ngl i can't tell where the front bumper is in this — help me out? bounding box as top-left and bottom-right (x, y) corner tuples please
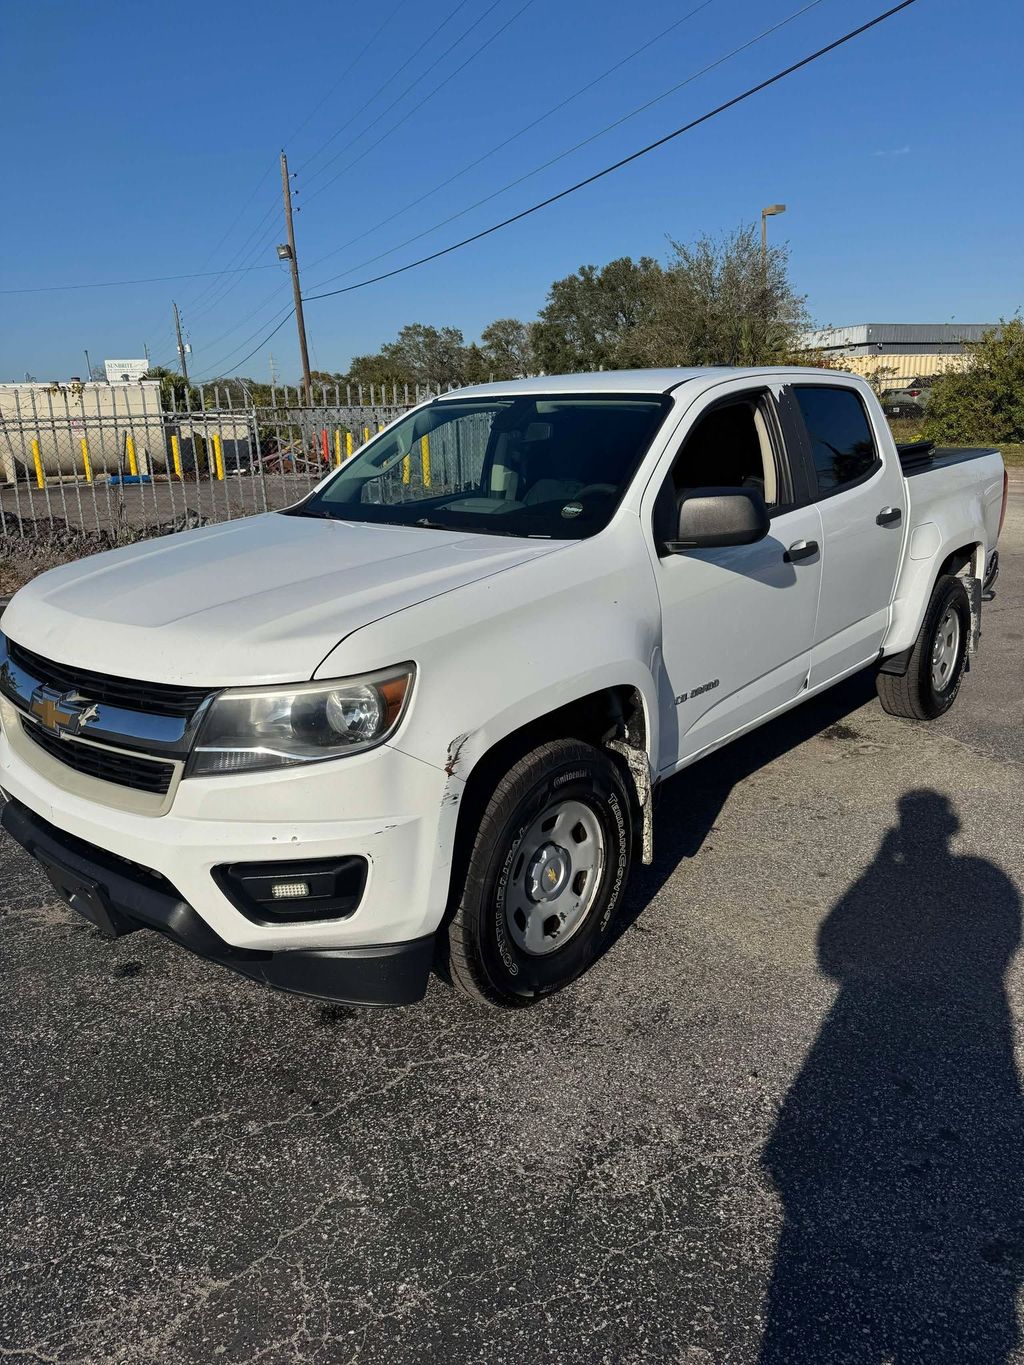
(1, 797), (435, 1006)
(0, 709), (462, 953)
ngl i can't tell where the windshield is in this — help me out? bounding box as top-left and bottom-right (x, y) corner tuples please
(288, 393), (671, 539)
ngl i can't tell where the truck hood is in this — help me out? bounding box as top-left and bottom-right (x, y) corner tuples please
(4, 512), (566, 686)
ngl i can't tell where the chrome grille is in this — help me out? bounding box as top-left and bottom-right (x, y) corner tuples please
(7, 639), (211, 719)
(20, 718), (175, 795)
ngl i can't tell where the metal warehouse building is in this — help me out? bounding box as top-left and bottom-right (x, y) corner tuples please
(800, 323), (998, 382)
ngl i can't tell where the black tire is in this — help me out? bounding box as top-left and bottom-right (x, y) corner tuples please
(876, 574), (971, 720)
(445, 739), (633, 1008)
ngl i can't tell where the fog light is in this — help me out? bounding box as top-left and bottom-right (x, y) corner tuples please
(272, 880), (310, 899)
(213, 856), (368, 924)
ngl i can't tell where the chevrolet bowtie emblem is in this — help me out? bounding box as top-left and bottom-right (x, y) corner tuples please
(29, 686), (99, 738)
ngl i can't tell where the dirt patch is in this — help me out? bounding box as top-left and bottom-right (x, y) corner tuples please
(822, 722), (861, 742)
(0, 513), (207, 596)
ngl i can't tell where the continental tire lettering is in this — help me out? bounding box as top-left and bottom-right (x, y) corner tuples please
(554, 769), (588, 788)
(494, 832), (523, 976)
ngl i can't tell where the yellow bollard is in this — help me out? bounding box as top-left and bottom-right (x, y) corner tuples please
(334, 429), (342, 467)
(31, 438), (45, 488)
(420, 434), (431, 488)
(363, 426), (370, 445)
(345, 431), (354, 459)
(80, 437), (93, 483)
(126, 433), (139, 477)
(212, 432), (225, 480)
(402, 451), (411, 484)
(171, 434), (182, 479)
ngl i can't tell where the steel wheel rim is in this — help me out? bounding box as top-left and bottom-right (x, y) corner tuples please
(931, 605), (961, 693)
(504, 798), (606, 957)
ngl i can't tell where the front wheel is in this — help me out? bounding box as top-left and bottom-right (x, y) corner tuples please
(876, 573), (971, 720)
(445, 739), (633, 1008)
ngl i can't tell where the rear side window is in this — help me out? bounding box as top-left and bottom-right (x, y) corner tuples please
(793, 385), (878, 495)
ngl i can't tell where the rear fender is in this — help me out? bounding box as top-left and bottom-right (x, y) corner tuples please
(883, 531), (986, 659)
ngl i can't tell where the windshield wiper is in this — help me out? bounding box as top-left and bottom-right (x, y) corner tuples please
(291, 506), (341, 520)
(413, 516), (469, 532)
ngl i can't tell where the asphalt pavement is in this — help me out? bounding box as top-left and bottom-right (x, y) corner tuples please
(1, 483), (1023, 1364)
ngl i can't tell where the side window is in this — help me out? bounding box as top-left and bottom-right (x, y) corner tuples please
(653, 391), (783, 547)
(669, 393), (781, 506)
(793, 385), (878, 495)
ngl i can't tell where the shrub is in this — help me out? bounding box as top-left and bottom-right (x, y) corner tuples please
(924, 319), (1024, 445)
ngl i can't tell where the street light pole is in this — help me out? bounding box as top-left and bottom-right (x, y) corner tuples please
(279, 150), (313, 407)
(760, 203), (787, 265)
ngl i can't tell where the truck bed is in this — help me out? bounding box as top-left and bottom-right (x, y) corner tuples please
(897, 441), (1001, 476)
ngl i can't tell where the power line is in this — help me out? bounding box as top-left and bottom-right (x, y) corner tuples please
(182, 222), (283, 325)
(180, 0), (532, 366)
(147, 7), (415, 326)
(304, 0), (918, 304)
(296, 0), (475, 177)
(301, 0), (538, 207)
(191, 0), (720, 364)
(304, 0), (721, 272)
(305, 0), (827, 290)
(0, 262), (280, 296)
(2, 9), (414, 300)
(194, 302), (297, 380)
(198, 307), (297, 381)
(283, 1), (412, 151)
(185, 280), (293, 360)
(157, 0), (641, 369)
(167, 0), (919, 382)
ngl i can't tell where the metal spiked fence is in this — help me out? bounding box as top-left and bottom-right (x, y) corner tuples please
(0, 380), (448, 540)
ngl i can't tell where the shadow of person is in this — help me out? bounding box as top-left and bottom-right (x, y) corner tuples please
(759, 791), (1024, 1364)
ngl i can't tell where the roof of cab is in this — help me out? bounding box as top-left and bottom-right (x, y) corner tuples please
(438, 366), (855, 400)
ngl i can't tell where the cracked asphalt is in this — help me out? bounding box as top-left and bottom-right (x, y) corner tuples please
(1, 482), (1022, 1364)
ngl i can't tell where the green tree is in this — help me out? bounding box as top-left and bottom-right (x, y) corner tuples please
(924, 319), (1024, 445)
(143, 365), (199, 410)
(649, 224), (809, 367)
(532, 256), (664, 372)
(379, 324), (482, 388)
(480, 318), (534, 378)
(345, 351), (410, 390)
(530, 227), (808, 374)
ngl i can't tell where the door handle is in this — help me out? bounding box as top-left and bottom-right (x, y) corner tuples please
(876, 506), (902, 526)
(784, 539), (819, 563)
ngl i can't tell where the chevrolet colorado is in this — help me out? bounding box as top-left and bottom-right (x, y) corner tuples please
(0, 368), (1007, 1009)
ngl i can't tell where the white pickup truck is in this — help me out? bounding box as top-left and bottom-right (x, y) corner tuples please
(0, 368), (1007, 1009)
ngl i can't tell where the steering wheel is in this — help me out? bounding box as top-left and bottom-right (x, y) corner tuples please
(574, 483), (617, 499)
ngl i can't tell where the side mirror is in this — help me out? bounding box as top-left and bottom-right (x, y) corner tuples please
(663, 485), (770, 553)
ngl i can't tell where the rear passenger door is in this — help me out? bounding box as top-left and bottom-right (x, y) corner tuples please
(788, 382), (906, 688)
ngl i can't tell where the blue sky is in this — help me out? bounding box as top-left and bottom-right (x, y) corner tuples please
(2, 0), (1021, 384)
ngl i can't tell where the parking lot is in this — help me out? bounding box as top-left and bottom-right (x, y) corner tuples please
(1, 480), (1022, 1365)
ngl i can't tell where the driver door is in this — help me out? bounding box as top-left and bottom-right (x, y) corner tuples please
(649, 382), (823, 774)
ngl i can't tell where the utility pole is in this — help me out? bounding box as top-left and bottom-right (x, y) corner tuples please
(268, 352), (278, 385)
(172, 300), (190, 384)
(279, 150), (312, 406)
(83, 349), (93, 381)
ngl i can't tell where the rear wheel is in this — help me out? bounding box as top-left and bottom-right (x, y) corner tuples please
(876, 574), (971, 720)
(445, 739), (633, 1008)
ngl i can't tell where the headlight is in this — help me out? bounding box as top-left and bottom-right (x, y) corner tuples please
(187, 663), (414, 777)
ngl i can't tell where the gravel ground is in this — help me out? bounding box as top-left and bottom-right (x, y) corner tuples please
(0, 483), (1022, 1364)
